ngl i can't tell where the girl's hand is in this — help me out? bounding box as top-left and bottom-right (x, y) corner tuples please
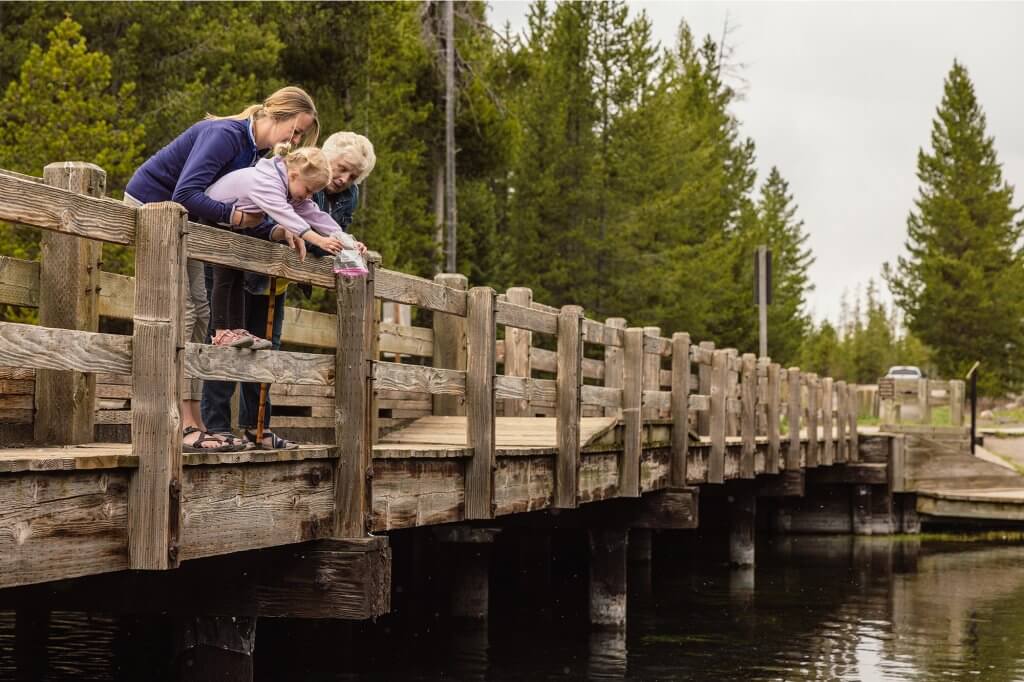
(355, 241), (367, 255)
(309, 232), (343, 254)
(271, 227), (307, 261)
(233, 209), (265, 229)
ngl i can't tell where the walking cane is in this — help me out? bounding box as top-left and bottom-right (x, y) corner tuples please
(255, 277), (277, 446)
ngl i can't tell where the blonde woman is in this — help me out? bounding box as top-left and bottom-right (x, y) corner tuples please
(125, 86), (319, 453)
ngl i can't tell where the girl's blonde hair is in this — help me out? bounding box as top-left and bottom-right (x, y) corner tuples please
(279, 146), (332, 194)
(206, 86), (320, 147)
(322, 132), (377, 185)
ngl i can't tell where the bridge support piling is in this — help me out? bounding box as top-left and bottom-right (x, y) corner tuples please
(729, 481), (757, 566)
(588, 528), (628, 629)
(172, 614), (256, 682)
(852, 484), (873, 535)
(628, 528), (653, 599)
(438, 527), (500, 621)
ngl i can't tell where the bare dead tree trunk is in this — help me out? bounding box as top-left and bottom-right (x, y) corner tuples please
(444, 0), (457, 273)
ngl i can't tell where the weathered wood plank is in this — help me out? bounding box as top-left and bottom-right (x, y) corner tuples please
(555, 305), (583, 508)
(688, 394), (710, 411)
(503, 287), (532, 417)
(0, 322), (131, 375)
(581, 384), (622, 408)
(708, 350), (728, 484)
(0, 169), (135, 245)
(642, 327), (663, 419)
(602, 319), (626, 419)
(181, 461), (336, 559)
(836, 380), (848, 463)
(184, 344), (334, 385)
(642, 334), (672, 357)
(374, 361), (466, 395)
(129, 201), (186, 570)
(0, 255), (39, 308)
(377, 268), (467, 315)
(848, 383), (859, 462)
(432, 273), (468, 416)
(494, 375), (557, 403)
(822, 377), (834, 465)
(334, 263), (374, 537)
(740, 353), (756, 479)
(671, 332), (691, 487)
(187, 220), (335, 288)
(495, 298), (558, 335)
(582, 318), (624, 347)
(806, 372), (819, 468)
(620, 328), (644, 497)
(35, 161), (106, 438)
(465, 287), (496, 519)
(765, 360), (778, 473)
(786, 367), (802, 470)
(697, 341), (715, 436)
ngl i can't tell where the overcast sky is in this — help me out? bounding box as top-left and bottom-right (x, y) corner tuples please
(487, 1), (1024, 324)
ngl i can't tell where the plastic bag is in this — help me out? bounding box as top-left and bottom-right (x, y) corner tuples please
(330, 231), (368, 278)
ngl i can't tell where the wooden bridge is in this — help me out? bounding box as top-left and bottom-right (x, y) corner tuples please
(1, 162), (1023, 642)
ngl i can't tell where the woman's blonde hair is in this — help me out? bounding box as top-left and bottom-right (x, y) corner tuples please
(279, 146), (332, 194)
(322, 132), (376, 185)
(207, 86), (320, 147)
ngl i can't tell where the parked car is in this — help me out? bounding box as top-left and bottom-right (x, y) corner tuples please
(885, 365), (923, 379)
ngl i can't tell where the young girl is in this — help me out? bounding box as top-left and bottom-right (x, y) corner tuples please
(203, 146), (367, 350)
(125, 86), (319, 453)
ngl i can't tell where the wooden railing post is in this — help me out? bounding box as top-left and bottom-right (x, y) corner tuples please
(918, 378), (931, 425)
(740, 353), (756, 479)
(848, 383), (859, 462)
(786, 367), (802, 470)
(708, 350), (728, 484)
(433, 273), (468, 416)
(504, 287), (533, 417)
(697, 341), (715, 437)
(670, 332), (691, 487)
(726, 349), (739, 436)
(465, 287), (496, 519)
(335, 259), (376, 537)
(822, 377), (835, 466)
(34, 162), (106, 445)
(603, 318), (627, 418)
(950, 379), (965, 426)
(835, 380), (848, 463)
(555, 304), (583, 508)
(642, 327), (661, 420)
(620, 328), (644, 497)
(766, 362), (781, 474)
(806, 373), (819, 468)
(129, 201), (186, 569)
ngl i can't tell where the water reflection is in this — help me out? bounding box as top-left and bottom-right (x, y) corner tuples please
(3, 536), (1024, 680)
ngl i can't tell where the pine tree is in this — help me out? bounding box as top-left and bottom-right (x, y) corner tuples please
(745, 167), (814, 364)
(884, 61), (1024, 395)
(0, 17), (144, 270)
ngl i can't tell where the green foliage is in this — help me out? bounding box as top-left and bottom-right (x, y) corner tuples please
(800, 280), (932, 383)
(0, 2), (824, 360)
(884, 61), (1024, 396)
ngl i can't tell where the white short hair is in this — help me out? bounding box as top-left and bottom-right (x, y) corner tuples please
(322, 132), (376, 185)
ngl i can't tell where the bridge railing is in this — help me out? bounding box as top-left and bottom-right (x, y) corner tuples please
(0, 160), (864, 562)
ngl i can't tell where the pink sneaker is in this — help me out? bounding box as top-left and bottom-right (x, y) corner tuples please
(237, 329), (273, 350)
(212, 329), (254, 348)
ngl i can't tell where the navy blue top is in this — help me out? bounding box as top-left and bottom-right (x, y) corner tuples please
(126, 118), (259, 224)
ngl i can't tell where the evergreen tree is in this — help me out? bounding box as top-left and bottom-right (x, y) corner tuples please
(884, 61), (1024, 395)
(0, 17), (144, 266)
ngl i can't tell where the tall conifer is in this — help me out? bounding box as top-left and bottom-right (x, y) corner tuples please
(885, 61), (1024, 394)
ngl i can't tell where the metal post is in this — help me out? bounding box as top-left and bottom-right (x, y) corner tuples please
(755, 246), (770, 358)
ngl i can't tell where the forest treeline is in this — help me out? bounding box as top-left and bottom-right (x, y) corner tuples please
(0, 3), (1019, 393)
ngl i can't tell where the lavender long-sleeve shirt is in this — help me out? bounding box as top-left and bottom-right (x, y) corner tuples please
(205, 157), (343, 238)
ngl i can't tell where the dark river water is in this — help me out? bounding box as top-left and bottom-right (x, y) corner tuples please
(3, 534), (1024, 681)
